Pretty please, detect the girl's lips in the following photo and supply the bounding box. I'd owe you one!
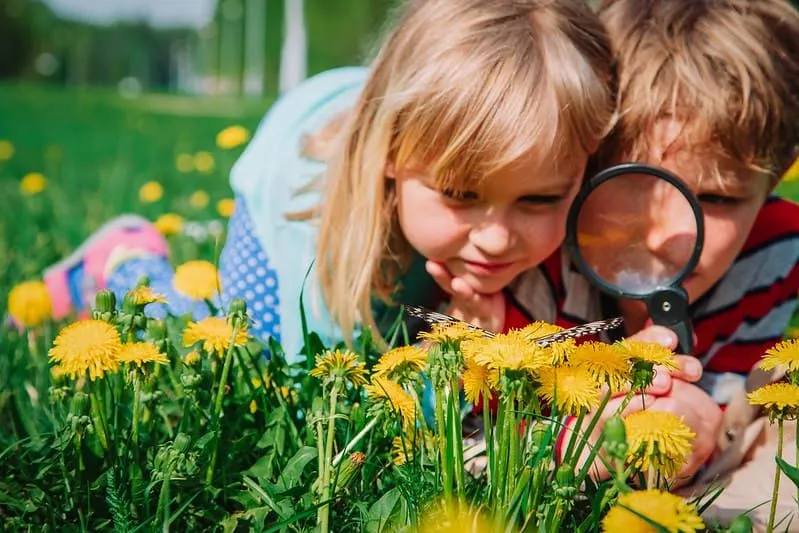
[462,259,515,276]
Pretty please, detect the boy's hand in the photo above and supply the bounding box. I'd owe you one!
[425,260,506,332]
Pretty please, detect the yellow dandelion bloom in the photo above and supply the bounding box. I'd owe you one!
[520,321,577,364]
[125,286,166,306]
[417,322,484,346]
[8,280,52,328]
[602,489,705,533]
[154,213,184,236]
[309,349,368,387]
[537,365,602,415]
[216,125,251,149]
[183,316,248,356]
[365,376,417,427]
[787,327,799,339]
[759,339,799,373]
[782,156,799,182]
[569,341,631,392]
[418,500,496,533]
[175,153,194,173]
[462,360,499,405]
[624,411,695,477]
[184,350,201,366]
[189,190,210,209]
[391,436,412,466]
[48,320,121,380]
[216,198,235,218]
[193,152,215,174]
[617,339,679,370]
[249,399,257,414]
[173,260,219,300]
[20,172,47,196]
[0,140,14,160]
[462,330,549,373]
[139,181,163,203]
[748,382,799,418]
[373,345,428,377]
[117,342,169,368]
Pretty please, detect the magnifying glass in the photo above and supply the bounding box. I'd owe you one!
[564,163,705,354]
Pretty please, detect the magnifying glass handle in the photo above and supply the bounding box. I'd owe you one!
[646,287,695,355]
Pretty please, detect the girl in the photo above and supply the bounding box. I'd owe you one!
[43,0,617,363]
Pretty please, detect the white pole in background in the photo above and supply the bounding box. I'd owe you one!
[279,0,307,93]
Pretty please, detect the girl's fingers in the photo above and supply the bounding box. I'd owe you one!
[425,260,454,294]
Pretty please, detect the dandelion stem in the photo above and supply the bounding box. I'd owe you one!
[319,381,341,533]
[332,414,381,468]
[766,418,785,533]
[89,379,109,452]
[435,384,452,500]
[450,376,465,497]
[131,376,141,446]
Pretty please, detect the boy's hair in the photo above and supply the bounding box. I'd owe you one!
[595,0,799,179]
[316,0,616,346]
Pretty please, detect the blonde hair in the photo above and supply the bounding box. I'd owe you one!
[315,0,617,347]
[595,0,799,178]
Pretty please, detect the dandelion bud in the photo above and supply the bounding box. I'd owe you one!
[529,423,551,456]
[228,298,247,316]
[173,433,191,454]
[122,292,139,314]
[727,515,753,533]
[181,373,202,389]
[602,414,629,460]
[94,290,116,315]
[70,391,89,416]
[553,464,577,499]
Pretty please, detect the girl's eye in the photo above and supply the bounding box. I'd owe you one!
[441,189,479,202]
[698,194,741,206]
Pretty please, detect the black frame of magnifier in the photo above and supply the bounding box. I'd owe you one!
[564,162,705,300]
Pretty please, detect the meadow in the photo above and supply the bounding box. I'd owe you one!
[2,83,799,532]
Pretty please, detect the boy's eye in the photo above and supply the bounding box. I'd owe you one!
[519,194,565,205]
[698,194,741,206]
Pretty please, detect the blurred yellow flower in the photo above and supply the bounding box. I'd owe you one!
[748,382,799,419]
[8,280,52,328]
[602,489,705,532]
[173,260,219,300]
[216,125,251,149]
[48,320,122,380]
[20,172,47,196]
[183,316,248,356]
[184,350,201,366]
[624,410,695,477]
[782,156,799,182]
[193,151,215,173]
[216,197,235,218]
[759,339,799,373]
[537,365,602,415]
[0,140,14,160]
[139,181,163,203]
[418,500,497,533]
[310,349,368,387]
[117,342,169,368]
[189,190,210,209]
[787,327,799,339]
[175,153,194,173]
[154,213,184,236]
[125,286,166,306]
[249,399,257,414]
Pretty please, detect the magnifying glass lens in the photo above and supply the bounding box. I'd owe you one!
[574,172,699,296]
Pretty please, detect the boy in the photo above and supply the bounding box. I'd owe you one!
[517,0,799,527]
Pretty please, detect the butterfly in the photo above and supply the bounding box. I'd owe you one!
[403,304,624,348]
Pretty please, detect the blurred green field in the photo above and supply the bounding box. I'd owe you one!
[1,83,798,326]
[0,83,273,310]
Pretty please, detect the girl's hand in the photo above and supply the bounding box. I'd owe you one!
[425,260,506,333]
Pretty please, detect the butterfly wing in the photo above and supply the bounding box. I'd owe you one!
[402,304,496,338]
[531,317,624,347]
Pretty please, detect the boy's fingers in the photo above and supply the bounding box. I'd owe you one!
[629,325,678,349]
[669,354,703,382]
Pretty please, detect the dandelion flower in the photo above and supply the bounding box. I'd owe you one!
[125,286,166,306]
[0,140,14,160]
[391,436,412,466]
[783,156,799,182]
[20,172,47,196]
[49,320,121,380]
[602,489,705,532]
[154,213,184,236]
[249,399,257,414]
[183,316,248,356]
[175,153,194,173]
[569,341,631,392]
[373,345,428,378]
[216,197,235,218]
[462,330,549,373]
[139,181,163,203]
[417,321,484,346]
[189,190,210,209]
[365,376,417,427]
[759,339,799,374]
[117,342,169,368]
[617,340,679,370]
[748,382,799,419]
[173,260,219,300]
[462,360,498,405]
[8,280,52,328]
[309,349,368,387]
[623,411,695,478]
[184,350,201,366]
[216,125,250,149]
[193,152,215,174]
[537,365,602,415]
[418,500,496,533]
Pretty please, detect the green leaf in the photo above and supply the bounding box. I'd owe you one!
[274,446,317,493]
[244,452,276,479]
[366,487,403,533]
[776,456,799,489]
